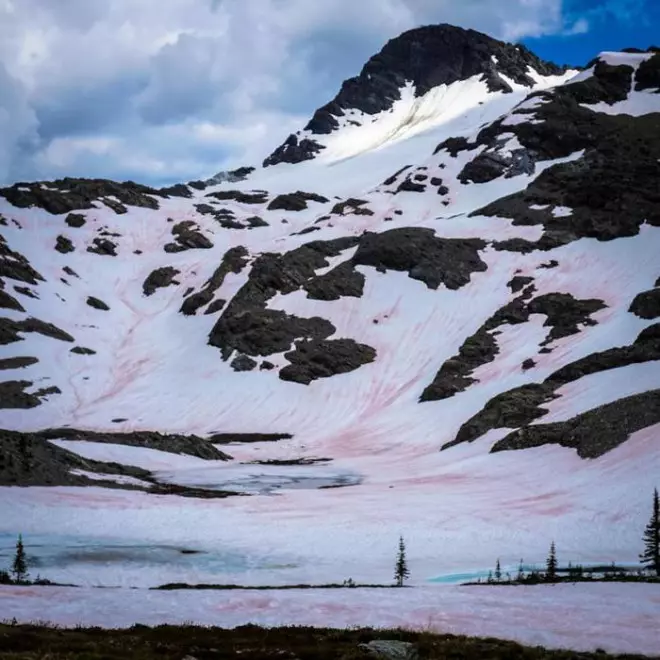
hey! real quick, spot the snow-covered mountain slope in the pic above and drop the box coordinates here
[1,29,659,585]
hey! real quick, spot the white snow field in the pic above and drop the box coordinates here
[1,50,659,648]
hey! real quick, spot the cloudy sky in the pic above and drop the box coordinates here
[0,0,657,186]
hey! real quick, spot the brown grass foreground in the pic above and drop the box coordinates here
[0,623,653,660]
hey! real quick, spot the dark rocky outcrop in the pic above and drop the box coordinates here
[204,299,226,315]
[180,246,248,316]
[421,291,604,402]
[0,288,25,312]
[303,261,365,301]
[264,24,565,166]
[246,216,269,228]
[70,346,96,355]
[0,235,45,284]
[634,52,660,91]
[65,213,86,228]
[0,178,160,215]
[86,296,110,311]
[263,134,325,167]
[205,190,268,205]
[155,183,193,198]
[55,235,74,254]
[0,430,153,487]
[267,191,329,212]
[0,381,60,409]
[492,389,660,458]
[164,221,213,252]
[34,428,232,460]
[143,267,181,296]
[353,228,487,290]
[0,316,74,345]
[507,275,534,293]
[446,322,660,449]
[331,198,374,216]
[528,293,606,345]
[230,355,257,372]
[87,238,118,256]
[629,288,660,320]
[468,80,660,246]
[279,338,377,385]
[209,237,359,360]
[0,356,38,370]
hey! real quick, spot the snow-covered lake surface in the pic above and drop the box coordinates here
[1,583,659,656]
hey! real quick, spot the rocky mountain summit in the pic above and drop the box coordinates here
[264,24,569,166]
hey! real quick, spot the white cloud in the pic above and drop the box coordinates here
[0,0,587,186]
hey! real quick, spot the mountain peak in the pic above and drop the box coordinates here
[264,23,567,167]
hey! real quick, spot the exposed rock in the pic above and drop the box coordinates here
[383,165,412,185]
[629,288,660,319]
[205,190,268,205]
[246,216,269,228]
[71,346,97,355]
[492,389,660,458]
[180,246,248,316]
[0,178,160,215]
[86,296,110,311]
[434,136,471,156]
[204,299,226,315]
[231,355,257,372]
[65,213,86,227]
[331,198,374,216]
[102,198,128,214]
[0,317,74,345]
[143,267,181,296]
[263,134,325,167]
[63,266,79,278]
[635,52,660,91]
[396,178,426,193]
[0,288,25,312]
[0,380,47,409]
[205,166,255,185]
[55,235,74,254]
[13,286,38,299]
[267,191,329,211]
[352,228,487,290]
[279,338,377,385]
[165,221,213,252]
[208,432,292,444]
[155,183,193,198]
[528,293,606,345]
[562,60,633,105]
[446,323,660,449]
[459,146,535,184]
[0,236,45,284]
[87,238,118,256]
[36,428,232,460]
[507,275,534,293]
[0,356,38,370]
[304,261,365,301]
[522,358,536,371]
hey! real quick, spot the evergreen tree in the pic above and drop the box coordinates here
[516,559,524,582]
[394,535,410,587]
[495,558,502,582]
[12,534,28,583]
[487,570,493,584]
[640,488,660,576]
[546,541,558,581]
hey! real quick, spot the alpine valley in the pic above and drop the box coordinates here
[1,23,659,654]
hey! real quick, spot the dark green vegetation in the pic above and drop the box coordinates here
[0,623,651,660]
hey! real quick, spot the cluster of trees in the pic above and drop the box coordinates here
[483,488,660,584]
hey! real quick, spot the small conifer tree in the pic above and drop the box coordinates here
[546,541,558,581]
[394,535,410,587]
[495,558,502,582]
[516,559,524,582]
[12,534,28,583]
[640,488,660,576]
